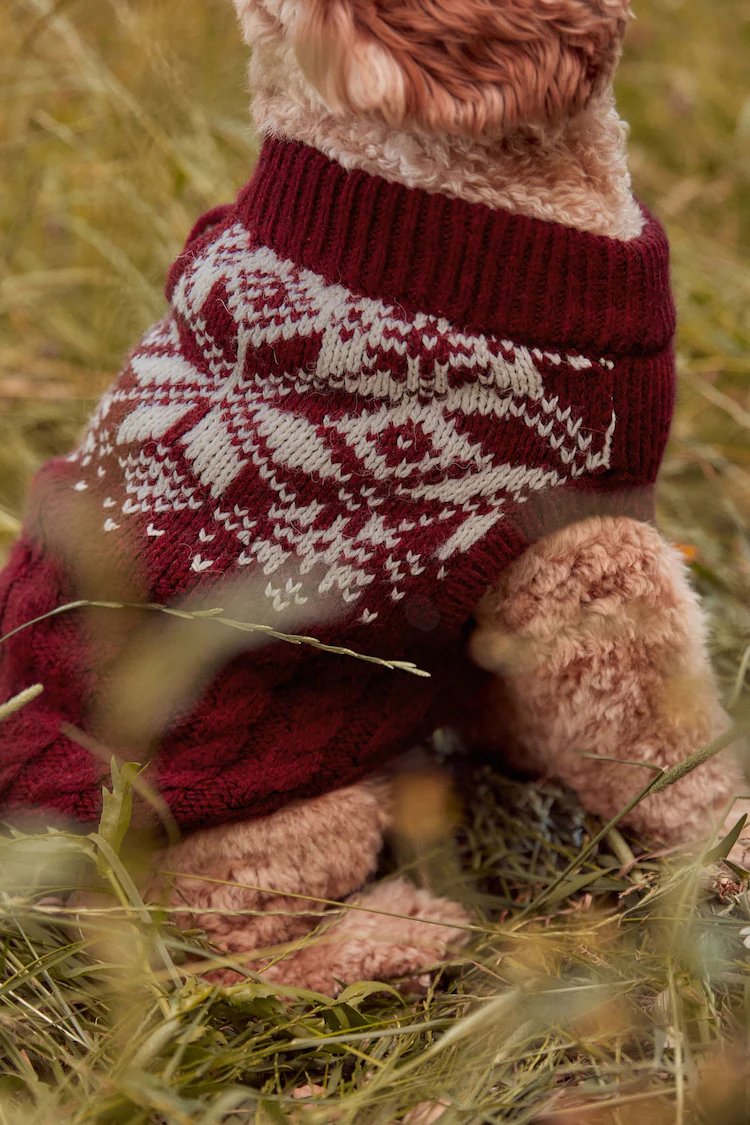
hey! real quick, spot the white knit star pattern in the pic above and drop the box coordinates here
[70,225,617,620]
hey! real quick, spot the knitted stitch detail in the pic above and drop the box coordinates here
[0,137,677,828]
[73,233,625,627]
[224,139,676,355]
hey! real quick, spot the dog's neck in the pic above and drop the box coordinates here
[251,86,644,241]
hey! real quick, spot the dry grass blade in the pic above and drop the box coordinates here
[0,599,431,677]
[0,684,44,723]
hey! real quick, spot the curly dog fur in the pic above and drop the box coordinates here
[469,517,746,843]
[153,781,469,992]
[145,0,748,992]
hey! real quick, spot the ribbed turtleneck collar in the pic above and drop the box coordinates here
[226,137,675,356]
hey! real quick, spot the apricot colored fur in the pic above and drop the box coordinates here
[151,2,748,993]
[469,517,745,843]
[152,780,468,994]
[236,0,644,238]
[295,0,630,137]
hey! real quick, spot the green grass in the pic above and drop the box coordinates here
[1,0,750,1121]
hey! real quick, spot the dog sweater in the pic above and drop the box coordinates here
[0,138,676,829]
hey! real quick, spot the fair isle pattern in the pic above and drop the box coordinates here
[70,225,617,622]
[0,138,678,828]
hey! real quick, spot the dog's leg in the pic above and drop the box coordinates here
[152,778,468,994]
[469,517,749,851]
[153,780,391,977]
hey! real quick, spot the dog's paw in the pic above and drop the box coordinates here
[259,877,470,996]
[341,877,471,993]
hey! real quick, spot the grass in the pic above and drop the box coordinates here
[1,0,750,1121]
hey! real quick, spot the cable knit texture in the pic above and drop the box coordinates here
[0,137,676,829]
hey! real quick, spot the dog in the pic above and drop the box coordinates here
[1,0,747,994]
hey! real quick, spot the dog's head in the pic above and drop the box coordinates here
[235,0,631,139]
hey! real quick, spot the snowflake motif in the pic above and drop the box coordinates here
[70,231,616,620]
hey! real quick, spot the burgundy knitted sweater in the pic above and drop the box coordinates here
[0,138,676,829]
